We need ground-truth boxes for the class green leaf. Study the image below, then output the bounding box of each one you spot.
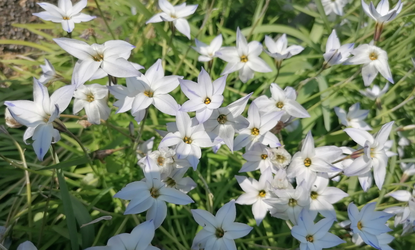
[42,156,89,170]
[316,75,331,132]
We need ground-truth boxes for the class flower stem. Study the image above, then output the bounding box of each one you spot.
[132,108,149,154]
[94,0,116,40]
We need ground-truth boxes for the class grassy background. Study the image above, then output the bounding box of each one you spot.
[1,0,415,249]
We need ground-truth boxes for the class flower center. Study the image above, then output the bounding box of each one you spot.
[288,198,297,207]
[258,190,266,198]
[170,13,177,19]
[260,154,268,160]
[150,187,160,198]
[240,55,248,62]
[306,235,314,242]
[251,127,260,136]
[165,177,176,187]
[63,16,71,20]
[86,93,94,102]
[183,136,192,144]
[215,227,225,238]
[157,156,165,166]
[217,114,228,124]
[204,97,211,104]
[304,158,312,167]
[144,90,154,97]
[369,51,378,61]
[276,101,284,109]
[92,54,104,62]
[357,221,363,230]
[310,191,318,200]
[275,154,286,164]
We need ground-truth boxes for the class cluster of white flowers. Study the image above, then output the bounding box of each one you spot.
[5,0,413,249]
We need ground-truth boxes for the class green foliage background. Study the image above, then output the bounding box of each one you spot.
[1,0,415,249]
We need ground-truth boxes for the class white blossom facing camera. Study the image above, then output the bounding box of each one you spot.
[146,0,198,39]
[193,34,223,62]
[4,78,75,161]
[73,84,110,125]
[33,0,96,33]
[346,43,393,86]
[54,38,141,87]
[216,27,272,83]
[264,34,304,65]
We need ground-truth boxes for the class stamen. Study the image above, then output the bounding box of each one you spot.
[204,97,211,104]
[183,136,192,144]
[310,191,318,200]
[157,156,165,166]
[357,221,363,230]
[369,52,378,61]
[304,158,312,167]
[260,154,268,160]
[150,187,159,198]
[276,101,284,108]
[258,190,266,198]
[86,93,94,102]
[63,16,71,20]
[144,90,154,97]
[288,198,297,207]
[240,55,248,62]
[217,114,228,124]
[215,228,225,238]
[306,235,314,242]
[251,127,260,136]
[165,177,176,187]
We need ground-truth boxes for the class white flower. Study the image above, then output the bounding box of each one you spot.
[204,93,251,152]
[239,143,273,173]
[114,157,194,228]
[346,43,393,86]
[38,59,56,84]
[271,168,293,190]
[73,83,110,124]
[33,0,95,33]
[54,38,141,87]
[163,167,196,194]
[359,83,389,100]
[5,78,75,160]
[253,83,309,119]
[216,27,272,83]
[146,0,198,39]
[286,131,342,184]
[17,241,38,250]
[180,68,226,123]
[347,202,393,249]
[159,111,213,169]
[269,147,292,170]
[85,220,159,250]
[265,183,310,225]
[291,209,345,250]
[264,34,304,62]
[235,168,273,225]
[193,35,223,62]
[362,0,403,25]
[322,0,348,16]
[343,121,395,189]
[324,29,354,66]
[109,59,181,123]
[334,103,372,130]
[191,200,253,250]
[233,103,283,151]
[386,189,415,227]
[307,175,349,219]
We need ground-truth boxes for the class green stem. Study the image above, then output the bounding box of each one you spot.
[94,0,116,39]
[247,0,270,40]
[132,108,149,153]
[196,170,214,213]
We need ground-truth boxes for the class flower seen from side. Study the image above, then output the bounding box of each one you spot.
[334,103,372,130]
[193,34,223,62]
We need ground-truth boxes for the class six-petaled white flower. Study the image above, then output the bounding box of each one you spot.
[264,34,304,66]
[73,83,110,125]
[33,0,96,33]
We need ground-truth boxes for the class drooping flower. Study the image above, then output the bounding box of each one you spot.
[54,38,141,87]
[38,59,57,84]
[146,0,198,39]
[346,43,393,86]
[191,200,253,250]
[193,34,223,62]
[323,29,354,67]
[109,59,181,123]
[334,103,372,130]
[235,167,273,225]
[33,0,96,33]
[291,209,345,250]
[114,157,194,228]
[73,83,110,124]
[362,0,403,40]
[180,68,226,123]
[359,83,389,100]
[85,220,160,250]
[264,34,304,68]
[159,111,213,169]
[347,202,394,249]
[216,27,272,83]
[5,78,75,160]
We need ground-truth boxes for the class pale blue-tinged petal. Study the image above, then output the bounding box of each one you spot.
[176,141,192,159]
[252,200,269,225]
[247,41,263,57]
[146,13,169,24]
[361,0,376,20]
[70,0,87,14]
[196,109,213,124]
[5,101,44,127]
[159,187,193,204]
[103,40,134,59]
[181,99,205,112]
[326,30,340,52]
[246,56,272,73]
[191,209,218,228]
[285,99,309,118]
[50,84,76,113]
[208,95,223,109]
[84,102,100,124]
[221,62,244,75]
[176,111,191,136]
[247,103,261,128]
[343,156,372,176]
[33,11,63,22]
[73,60,101,86]
[128,220,155,249]
[114,181,148,200]
[144,59,164,86]
[347,202,360,222]
[215,47,239,63]
[375,121,394,147]
[236,27,248,56]
[17,241,38,250]
[316,233,345,248]
[389,190,411,202]
[235,193,257,205]
[302,131,316,157]
[24,127,36,144]
[153,75,181,94]
[159,133,182,148]
[264,35,278,53]
[210,34,223,52]
[32,123,54,161]
[101,57,140,78]
[33,78,50,112]
[198,55,212,62]
[153,94,179,116]
[362,63,379,86]
[221,238,236,250]
[131,93,152,114]
[198,68,213,97]
[175,4,198,18]
[180,79,201,99]
[147,199,167,228]
[344,128,374,146]
[218,125,235,151]
[376,0,389,15]
[174,18,191,39]
[260,132,281,148]
[38,2,65,16]
[239,65,254,83]
[372,156,386,190]
[312,218,335,238]
[191,229,214,249]
[285,45,304,56]
[158,0,174,13]
[260,111,283,132]
[216,200,236,226]
[233,133,251,151]
[223,222,252,239]
[53,38,95,60]
[61,19,74,33]
[359,231,381,249]
[227,93,252,116]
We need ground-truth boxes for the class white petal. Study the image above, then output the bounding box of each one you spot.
[174,18,191,39]
[153,95,179,116]
[246,56,272,73]
[388,190,411,202]
[101,58,140,78]
[33,11,63,22]
[53,38,94,60]
[362,63,379,86]
[344,128,374,147]
[159,187,193,204]
[326,29,341,52]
